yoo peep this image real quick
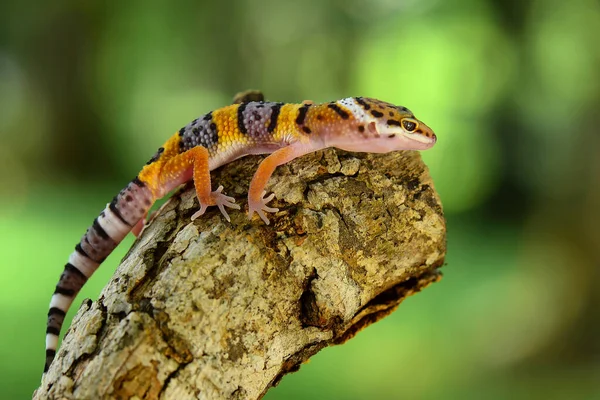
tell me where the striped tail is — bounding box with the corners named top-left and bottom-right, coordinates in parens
top-left (44, 177), bottom-right (153, 374)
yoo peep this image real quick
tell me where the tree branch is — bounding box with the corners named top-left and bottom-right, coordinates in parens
top-left (35, 149), bottom-right (446, 400)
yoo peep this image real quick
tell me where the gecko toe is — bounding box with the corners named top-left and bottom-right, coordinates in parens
top-left (257, 210), bottom-right (270, 225)
top-left (217, 204), bottom-right (231, 222)
top-left (247, 191), bottom-right (279, 224)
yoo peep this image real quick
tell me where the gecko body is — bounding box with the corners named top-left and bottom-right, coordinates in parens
top-left (44, 95), bottom-right (437, 374)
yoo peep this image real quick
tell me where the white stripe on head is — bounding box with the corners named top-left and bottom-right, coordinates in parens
top-left (45, 333), bottom-right (59, 350)
top-left (338, 98), bottom-right (371, 122)
top-left (68, 251), bottom-right (99, 279)
top-left (98, 205), bottom-right (131, 242)
top-left (49, 293), bottom-right (74, 312)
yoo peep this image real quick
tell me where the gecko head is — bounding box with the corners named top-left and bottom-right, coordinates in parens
top-left (332, 98), bottom-right (437, 153)
top-left (375, 113), bottom-right (436, 151)
top-left (363, 98), bottom-right (436, 152)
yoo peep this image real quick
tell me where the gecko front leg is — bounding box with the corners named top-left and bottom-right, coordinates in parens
top-left (186, 147), bottom-right (240, 221)
top-left (247, 145), bottom-right (311, 224)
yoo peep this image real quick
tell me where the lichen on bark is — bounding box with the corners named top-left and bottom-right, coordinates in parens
top-left (36, 148), bottom-right (446, 400)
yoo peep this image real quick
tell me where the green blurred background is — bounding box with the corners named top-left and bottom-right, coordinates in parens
top-left (1, 0), bottom-right (599, 398)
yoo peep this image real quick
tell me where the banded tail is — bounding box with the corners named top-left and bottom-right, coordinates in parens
top-left (44, 177), bottom-right (153, 373)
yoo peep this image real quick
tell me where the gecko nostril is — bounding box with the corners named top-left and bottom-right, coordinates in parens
top-left (367, 121), bottom-right (378, 133)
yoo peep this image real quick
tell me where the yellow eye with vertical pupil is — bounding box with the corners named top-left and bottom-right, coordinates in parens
top-left (402, 119), bottom-right (417, 132)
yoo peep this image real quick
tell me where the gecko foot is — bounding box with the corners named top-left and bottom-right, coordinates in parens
top-left (248, 191), bottom-right (278, 225)
top-left (192, 186), bottom-right (240, 222)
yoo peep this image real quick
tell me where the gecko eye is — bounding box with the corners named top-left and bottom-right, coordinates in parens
top-left (402, 119), bottom-right (417, 132)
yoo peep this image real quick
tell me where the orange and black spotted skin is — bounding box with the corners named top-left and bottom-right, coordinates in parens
top-left (43, 96), bottom-right (437, 377)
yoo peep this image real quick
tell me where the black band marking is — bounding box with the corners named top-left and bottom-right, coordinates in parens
top-left (268, 103), bottom-right (283, 133)
top-left (328, 103), bottom-right (350, 119)
top-left (132, 176), bottom-right (145, 187)
top-left (295, 104), bottom-right (310, 125)
top-left (109, 199), bottom-right (132, 227)
top-left (54, 286), bottom-right (75, 296)
top-left (65, 262), bottom-right (88, 282)
top-left (85, 235), bottom-right (107, 263)
top-left (370, 110), bottom-right (384, 118)
top-left (75, 243), bottom-right (90, 259)
top-left (355, 97), bottom-right (371, 110)
top-left (45, 349), bottom-right (56, 372)
top-left (92, 218), bottom-right (109, 240)
top-left (83, 239), bottom-right (108, 264)
top-left (46, 326), bottom-right (60, 335)
top-left (237, 103), bottom-right (248, 134)
top-left (48, 307), bottom-right (67, 317)
top-left (203, 111), bottom-right (213, 121)
top-left (302, 126), bottom-right (312, 134)
top-left (44, 352), bottom-right (55, 372)
top-left (387, 119), bottom-right (402, 127)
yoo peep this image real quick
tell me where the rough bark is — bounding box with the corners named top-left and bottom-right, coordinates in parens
top-left (35, 148), bottom-right (446, 400)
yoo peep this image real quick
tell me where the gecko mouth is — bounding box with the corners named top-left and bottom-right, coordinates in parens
top-left (405, 132), bottom-right (437, 145)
